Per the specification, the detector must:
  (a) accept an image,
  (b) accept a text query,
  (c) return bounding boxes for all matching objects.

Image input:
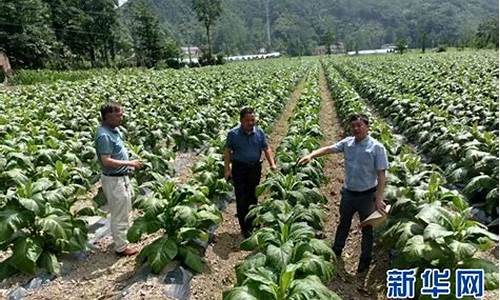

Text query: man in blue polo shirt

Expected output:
[224,107,277,238]
[299,113,389,273]
[95,102,144,256]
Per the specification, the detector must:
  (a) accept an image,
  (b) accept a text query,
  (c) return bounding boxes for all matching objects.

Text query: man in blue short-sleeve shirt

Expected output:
[96,127,129,175]
[224,107,277,238]
[299,113,389,273]
[95,102,144,256]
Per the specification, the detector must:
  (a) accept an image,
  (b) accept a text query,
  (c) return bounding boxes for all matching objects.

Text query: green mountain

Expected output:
[122,0,499,55]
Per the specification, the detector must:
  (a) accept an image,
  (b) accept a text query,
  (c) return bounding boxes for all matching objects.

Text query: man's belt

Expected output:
[232,160,262,167]
[103,172,129,177]
[344,186,377,196]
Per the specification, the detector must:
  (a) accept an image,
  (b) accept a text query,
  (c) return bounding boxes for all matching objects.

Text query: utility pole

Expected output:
[265,0,271,51]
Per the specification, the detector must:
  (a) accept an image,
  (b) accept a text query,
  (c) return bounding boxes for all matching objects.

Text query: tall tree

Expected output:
[321,30,335,55]
[420,31,427,53]
[130,0,164,67]
[263,0,271,50]
[43,0,120,68]
[0,0,56,68]
[395,37,407,54]
[43,0,91,67]
[81,0,119,66]
[192,0,222,58]
[475,18,499,49]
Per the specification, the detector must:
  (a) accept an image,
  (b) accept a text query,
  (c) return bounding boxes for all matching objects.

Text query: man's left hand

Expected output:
[270,164,277,171]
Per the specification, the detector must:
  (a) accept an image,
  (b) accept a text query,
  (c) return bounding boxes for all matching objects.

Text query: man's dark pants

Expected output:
[333,188,376,267]
[231,160,262,237]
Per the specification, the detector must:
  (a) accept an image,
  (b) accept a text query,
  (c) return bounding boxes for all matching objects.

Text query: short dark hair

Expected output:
[349,113,369,126]
[100,102,122,121]
[240,107,255,119]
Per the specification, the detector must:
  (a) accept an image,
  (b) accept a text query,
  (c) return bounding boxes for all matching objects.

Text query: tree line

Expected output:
[0,0,223,69]
[0,0,497,70]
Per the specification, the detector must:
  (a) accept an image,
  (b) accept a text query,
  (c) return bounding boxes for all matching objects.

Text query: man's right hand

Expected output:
[298,155,312,165]
[129,160,145,170]
[224,169,232,181]
[375,198,387,215]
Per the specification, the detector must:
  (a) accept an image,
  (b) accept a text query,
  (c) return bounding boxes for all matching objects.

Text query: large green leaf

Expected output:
[139,236,178,274]
[12,237,43,274]
[241,228,276,251]
[462,175,496,197]
[127,216,161,243]
[66,225,88,252]
[32,178,53,194]
[393,221,425,248]
[18,197,40,214]
[196,209,222,228]
[135,194,167,215]
[243,266,277,288]
[222,286,262,300]
[0,258,19,280]
[173,205,197,226]
[288,275,341,300]
[4,168,29,185]
[38,251,61,275]
[297,253,335,282]
[402,235,427,262]
[449,167,468,183]
[177,227,208,242]
[266,243,292,273]
[423,223,454,241]
[448,240,477,261]
[288,222,315,241]
[37,214,71,241]
[485,187,499,213]
[464,224,499,243]
[75,206,100,217]
[0,208,33,242]
[235,253,267,285]
[292,238,333,262]
[179,246,204,273]
[415,202,443,224]
[0,222,14,244]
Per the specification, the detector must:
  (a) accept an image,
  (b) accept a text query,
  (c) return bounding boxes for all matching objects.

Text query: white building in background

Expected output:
[313,42,345,56]
[381,44,397,52]
[225,52,281,61]
[181,47,201,58]
[180,46,201,64]
[179,47,280,64]
[347,44,397,55]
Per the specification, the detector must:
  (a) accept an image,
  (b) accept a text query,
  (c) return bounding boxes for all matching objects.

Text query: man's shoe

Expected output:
[116,246,138,257]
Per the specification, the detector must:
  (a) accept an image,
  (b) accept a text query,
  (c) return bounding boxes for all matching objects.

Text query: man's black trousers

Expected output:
[333,188,376,267]
[231,160,262,237]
